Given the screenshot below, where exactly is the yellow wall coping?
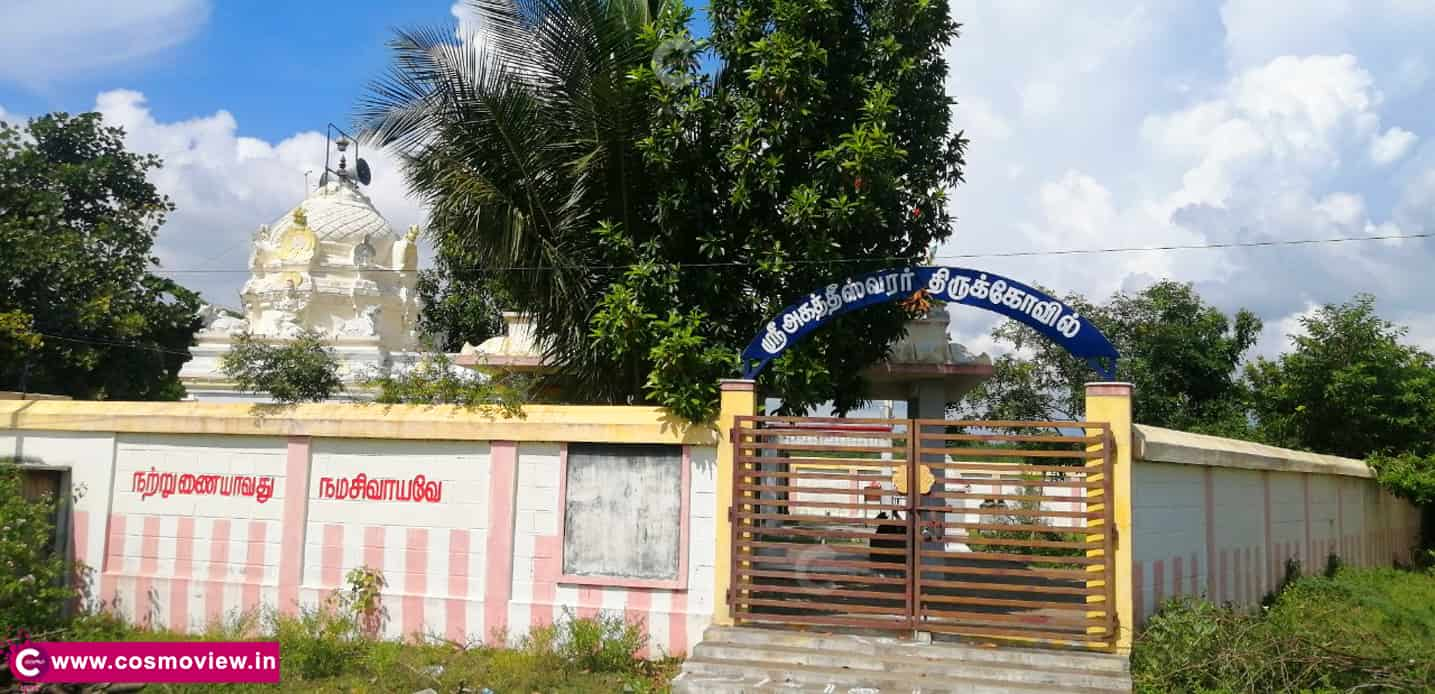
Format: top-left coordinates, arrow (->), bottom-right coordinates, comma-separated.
0,400 -> 718,446
1134,423 -> 1372,479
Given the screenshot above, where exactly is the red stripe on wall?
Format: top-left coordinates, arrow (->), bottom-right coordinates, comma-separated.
363,526 -> 384,570
1133,561 -> 1145,624
243,521 -> 266,614
531,535 -> 562,629
171,517 -> 195,632
321,524 -> 343,589
136,516 -> 160,627
206,519 -> 230,624
1219,549 -> 1228,604
625,588 -> 653,659
1191,554 -> 1200,598
404,528 -> 428,640
1173,556 -> 1184,597
446,529 -> 471,643
278,436 -> 311,615
1153,559 -> 1165,608
71,509 -> 89,579
484,441 -> 518,645
101,513 -> 126,609
668,591 -> 688,657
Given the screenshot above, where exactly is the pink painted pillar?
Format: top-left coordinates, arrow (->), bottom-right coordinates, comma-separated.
484,441 -> 518,645
278,436 -> 312,615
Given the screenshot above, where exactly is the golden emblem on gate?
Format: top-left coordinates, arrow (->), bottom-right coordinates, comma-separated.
893,464 -> 935,495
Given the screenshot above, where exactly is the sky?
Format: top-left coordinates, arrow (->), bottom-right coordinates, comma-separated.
3,0 -> 1434,360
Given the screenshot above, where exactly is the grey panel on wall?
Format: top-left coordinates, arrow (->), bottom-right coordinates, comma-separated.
563,444 -> 682,580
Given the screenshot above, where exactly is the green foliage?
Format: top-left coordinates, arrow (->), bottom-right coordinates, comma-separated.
52,601 -> 670,693
0,460 -> 78,635
1132,566 -> 1435,693
369,352 -> 529,418
361,0 -> 967,420
220,329 -> 344,404
415,268 -> 505,353
555,610 -> 647,674
1368,452 -> 1435,506
1246,294 -> 1435,460
340,565 -> 388,638
957,281 -> 1260,435
1244,295 -> 1435,508
269,600 -> 369,681
0,112 -> 201,399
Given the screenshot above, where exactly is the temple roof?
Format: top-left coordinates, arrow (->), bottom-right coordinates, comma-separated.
268,177 -> 397,245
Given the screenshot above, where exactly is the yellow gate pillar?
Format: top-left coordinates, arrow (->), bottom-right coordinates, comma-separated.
713,379 -> 757,626
1086,382 -> 1135,653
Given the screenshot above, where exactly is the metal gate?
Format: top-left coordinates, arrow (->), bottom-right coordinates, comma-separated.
728,416 -> 1118,651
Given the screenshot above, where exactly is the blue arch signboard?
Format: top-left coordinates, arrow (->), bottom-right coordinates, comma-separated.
741,266 -> 1119,380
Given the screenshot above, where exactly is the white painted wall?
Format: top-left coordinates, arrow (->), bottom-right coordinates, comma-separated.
1131,425 -> 1422,627
3,427 -> 716,656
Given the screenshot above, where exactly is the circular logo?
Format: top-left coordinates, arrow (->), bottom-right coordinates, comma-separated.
651,37 -> 696,88
10,644 -> 48,680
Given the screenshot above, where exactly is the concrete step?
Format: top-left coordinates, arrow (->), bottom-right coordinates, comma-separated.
689,641 -> 1131,691
702,625 -> 1129,674
673,656 -> 1126,694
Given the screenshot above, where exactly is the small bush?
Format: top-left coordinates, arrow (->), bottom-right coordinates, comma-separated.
559,611 -> 646,674
269,599 -> 369,681
1133,566 -> 1435,693
0,460 -> 77,636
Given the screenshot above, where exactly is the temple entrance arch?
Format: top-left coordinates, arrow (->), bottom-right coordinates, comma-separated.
740,266 -> 1118,381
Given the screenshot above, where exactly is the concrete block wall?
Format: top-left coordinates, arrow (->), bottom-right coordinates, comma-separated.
1131,425 -> 1421,627
2,418 -> 717,657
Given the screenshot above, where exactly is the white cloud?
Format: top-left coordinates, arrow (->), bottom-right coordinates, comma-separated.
0,0 -> 209,87
940,2 -> 1435,368
1370,127 -> 1418,164
86,90 -> 425,304
954,97 -> 1011,142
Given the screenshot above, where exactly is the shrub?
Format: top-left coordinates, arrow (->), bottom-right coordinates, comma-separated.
269,600 -> 368,681
0,460 -> 77,636
1133,566 -> 1435,693
221,329 -> 343,404
558,611 -> 646,674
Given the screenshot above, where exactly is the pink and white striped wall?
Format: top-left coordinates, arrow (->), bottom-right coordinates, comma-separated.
3,429 -> 715,656
1130,426 -> 1421,627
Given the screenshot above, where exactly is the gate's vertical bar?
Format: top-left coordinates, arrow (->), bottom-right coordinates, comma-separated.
906,420 -> 920,632
1085,382 -> 1135,653
714,379 -> 757,626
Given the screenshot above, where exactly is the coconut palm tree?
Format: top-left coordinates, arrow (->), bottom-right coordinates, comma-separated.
358,0 -> 673,402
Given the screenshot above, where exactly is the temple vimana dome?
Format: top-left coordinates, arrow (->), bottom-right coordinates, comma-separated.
180,137 -> 422,401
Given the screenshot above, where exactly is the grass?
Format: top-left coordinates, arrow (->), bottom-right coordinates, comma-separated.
1131,560 -> 1435,693
51,604 -> 680,693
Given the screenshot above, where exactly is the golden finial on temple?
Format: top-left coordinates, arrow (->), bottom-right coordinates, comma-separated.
292,207 -> 308,227
406,225 -> 420,242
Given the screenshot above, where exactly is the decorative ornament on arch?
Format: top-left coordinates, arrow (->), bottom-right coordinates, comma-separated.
276,207 -> 318,264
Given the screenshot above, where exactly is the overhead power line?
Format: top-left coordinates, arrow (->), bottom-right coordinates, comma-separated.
145,231 -> 1433,275
17,231 -> 1430,362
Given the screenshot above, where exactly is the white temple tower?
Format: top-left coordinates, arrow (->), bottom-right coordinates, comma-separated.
180,138 -> 421,401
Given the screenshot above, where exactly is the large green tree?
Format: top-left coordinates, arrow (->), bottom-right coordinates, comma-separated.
1246,295 -> 1435,459
0,112 -> 200,399
359,0 -> 966,420
1246,295 -> 1435,516
957,281 -> 1260,435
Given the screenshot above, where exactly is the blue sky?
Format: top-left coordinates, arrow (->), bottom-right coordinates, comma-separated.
3,1 -> 1435,359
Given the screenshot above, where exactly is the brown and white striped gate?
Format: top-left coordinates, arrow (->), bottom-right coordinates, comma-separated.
727,416 -> 1119,651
